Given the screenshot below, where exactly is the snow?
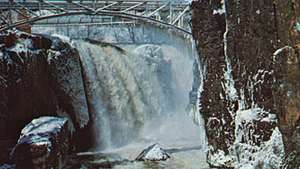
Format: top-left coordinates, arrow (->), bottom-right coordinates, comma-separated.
51,33 -> 73,47
207,147 -> 233,167
296,22 -> 300,32
12,117 -> 68,158
20,116 -> 68,139
238,89 -> 246,110
7,39 -> 32,53
189,39 -> 206,127
254,127 -> 285,168
235,107 -> 277,145
253,69 -> 273,85
0,164 -> 15,169
232,127 -> 284,169
222,0 -> 238,102
235,107 -> 277,126
136,144 -> 170,161
232,107 -> 284,169
143,145 -> 168,160
213,8 -> 225,15
47,49 -> 61,60
273,46 -> 293,61
213,0 -> 225,15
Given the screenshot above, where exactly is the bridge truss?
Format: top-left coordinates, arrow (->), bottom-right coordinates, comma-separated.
0,0 -> 192,34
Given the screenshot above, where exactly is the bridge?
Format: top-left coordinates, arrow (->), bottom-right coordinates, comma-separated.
0,0 -> 192,35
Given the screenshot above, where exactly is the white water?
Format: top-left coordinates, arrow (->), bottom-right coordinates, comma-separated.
72,39 -> 208,168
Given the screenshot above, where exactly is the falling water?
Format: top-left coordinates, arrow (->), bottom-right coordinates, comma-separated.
73,39 -> 197,150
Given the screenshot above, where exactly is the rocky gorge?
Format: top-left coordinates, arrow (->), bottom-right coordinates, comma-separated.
0,0 -> 299,169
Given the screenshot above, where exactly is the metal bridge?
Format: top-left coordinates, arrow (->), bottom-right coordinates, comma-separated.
0,0 -> 191,35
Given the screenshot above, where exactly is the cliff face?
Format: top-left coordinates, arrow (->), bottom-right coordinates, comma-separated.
279,1 -> 300,167
192,0 -> 299,168
0,31 -> 89,141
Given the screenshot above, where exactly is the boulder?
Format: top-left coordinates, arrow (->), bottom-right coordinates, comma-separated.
136,144 -> 170,161
11,116 -> 70,169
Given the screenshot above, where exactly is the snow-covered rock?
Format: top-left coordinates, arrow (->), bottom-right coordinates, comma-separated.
0,164 -> 15,169
235,107 -> 277,146
207,148 -> 233,167
11,116 -> 70,169
232,127 -> 284,169
0,31 -> 89,140
136,144 -> 170,161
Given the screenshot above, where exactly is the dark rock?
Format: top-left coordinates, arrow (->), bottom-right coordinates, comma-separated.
30,35 -> 52,49
191,0 -> 299,168
191,0 -> 233,156
48,36 -> 89,129
0,32 -> 17,48
136,144 -> 170,161
11,116 -> 70,169
0,139 -> 16,164
0,31 -> 89,140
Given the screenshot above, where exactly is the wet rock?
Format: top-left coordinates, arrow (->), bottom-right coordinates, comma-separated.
136,144 -> 170,161
11,116 -> 70,169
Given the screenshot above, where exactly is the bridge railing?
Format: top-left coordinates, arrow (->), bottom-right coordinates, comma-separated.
0,0 -> 191,35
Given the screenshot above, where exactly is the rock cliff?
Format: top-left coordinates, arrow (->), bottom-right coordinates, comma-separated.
0,31 -> 90,164
191,0 -> 300,168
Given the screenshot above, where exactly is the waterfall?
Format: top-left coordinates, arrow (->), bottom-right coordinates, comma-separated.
73,39 -> 195,150
32,21 -> 207,158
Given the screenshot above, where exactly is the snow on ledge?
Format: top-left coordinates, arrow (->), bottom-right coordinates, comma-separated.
207,147 -> 234,167
235,107 -> 277,126
233,127 -> 285,169
273,46 -> 294,61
